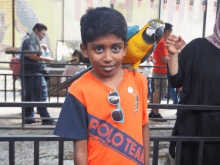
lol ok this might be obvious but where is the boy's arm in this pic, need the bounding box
[142,122,150,165]
[74,139,88,165]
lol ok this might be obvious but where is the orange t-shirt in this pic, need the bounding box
[54,69,149,165]
[152,39,168,74]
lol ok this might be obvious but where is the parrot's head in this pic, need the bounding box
[142,19,165,44]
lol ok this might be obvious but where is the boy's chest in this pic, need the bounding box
[85,82,142,123]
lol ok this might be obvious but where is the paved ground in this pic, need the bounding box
[0,70,177,165]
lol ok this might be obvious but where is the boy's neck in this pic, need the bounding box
[90,68,125,90]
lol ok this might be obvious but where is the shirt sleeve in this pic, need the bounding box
[54,92,88,140]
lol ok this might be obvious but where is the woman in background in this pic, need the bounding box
[62,50,87,82]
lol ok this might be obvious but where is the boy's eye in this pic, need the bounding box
[95,47,103,52]
[112,46,121,52]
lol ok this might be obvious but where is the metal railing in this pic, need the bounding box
[1,59,178,103]
[1,135,220,165]
[0,102,220,130]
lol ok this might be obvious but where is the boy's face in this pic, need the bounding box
[81,34,127,79]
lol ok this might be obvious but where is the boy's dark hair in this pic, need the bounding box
[72,50,84,63]
[164,23,173,32]
[33,23,47,32]
[80,7,127,48]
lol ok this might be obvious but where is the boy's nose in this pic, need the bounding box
[103,50,113,62]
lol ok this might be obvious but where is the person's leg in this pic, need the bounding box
[147,78,152,100]
[150,73,167,121]
[152,90,160,114]
[24,75,35,124]
[169,85,178,104]
[151,74,161,115]
[34,76,53,124]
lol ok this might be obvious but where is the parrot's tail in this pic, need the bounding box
[49,66,93,96]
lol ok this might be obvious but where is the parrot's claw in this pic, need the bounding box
[121,65,136,75]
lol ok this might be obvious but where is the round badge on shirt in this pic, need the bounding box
[128,87,133,93]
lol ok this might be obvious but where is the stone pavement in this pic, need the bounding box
[0,69,177,164]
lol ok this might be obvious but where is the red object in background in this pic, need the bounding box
[150,0,154,8]
[176,0,180,10]
[111,0,117,4]
[75,0,81,21]
[189,0,194,11]
[124,0,129,6]
[10,57,21,81]
[137,0,141,7]
[201,0,207,11]
[163,0,167,9]
[86,0,93,9]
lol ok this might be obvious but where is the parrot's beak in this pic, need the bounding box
[153,26,164,43]
[143,21,165,44]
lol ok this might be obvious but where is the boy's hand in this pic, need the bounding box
[165,35,185,55]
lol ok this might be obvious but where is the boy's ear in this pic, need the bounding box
[80,43,89,58]
[123,42,127,57]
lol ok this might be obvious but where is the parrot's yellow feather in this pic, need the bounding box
[122,24,154,69]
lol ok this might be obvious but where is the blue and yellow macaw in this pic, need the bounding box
[124,19,164,69]
[49,19,164,95]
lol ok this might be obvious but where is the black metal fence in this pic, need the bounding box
[2,52,178,103]
[1,135,220,165]
[1,102,220,130]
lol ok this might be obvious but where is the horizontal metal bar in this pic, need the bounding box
[0,135,220,142]
[150,136,220,141]
[5,51,38,54]
[0,135,72,141]
[0,102,63,107]
[0,74,73,77]
[0,126,56,130]
[0,117,59,120]
[0,102,220,110]
[0,126,174,130]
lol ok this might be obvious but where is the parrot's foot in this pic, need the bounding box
[121,65,136,75]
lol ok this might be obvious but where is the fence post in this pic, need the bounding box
[20,52,25,127]
[9,140,15,165]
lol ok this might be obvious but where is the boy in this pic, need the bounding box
[54,7,150,165]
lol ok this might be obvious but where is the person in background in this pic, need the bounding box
[166,11,220,165]
[149,23,173,121]
[20,23,55,125]
[62,50,87,82]
[138,55,154,101]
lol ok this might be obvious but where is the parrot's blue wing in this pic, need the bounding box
[127,25,139,41]
[49,66,93,95]
[140,42,157,63]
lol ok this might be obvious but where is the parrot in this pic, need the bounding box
[49,19,165,95]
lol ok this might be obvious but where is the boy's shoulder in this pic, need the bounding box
[126,69,148,85]
[69,71,93,92]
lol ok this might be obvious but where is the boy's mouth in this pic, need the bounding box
[101,65,114,72]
